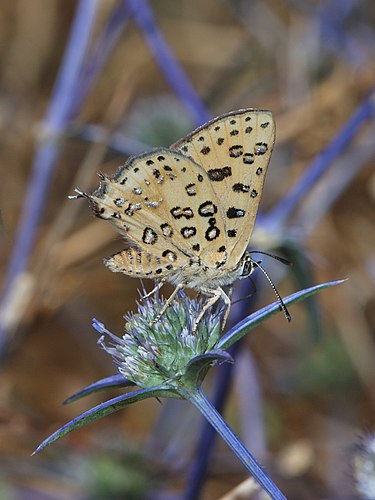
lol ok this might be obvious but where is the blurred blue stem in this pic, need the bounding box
[127,0,210,126]
[266,89,375,227]
[185,344,238,500]
[0,0,99,350]
[187,387,286,499]
[69,1,130,114]
[185,280,259,499]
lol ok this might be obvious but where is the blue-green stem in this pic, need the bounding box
[185,387,286,500]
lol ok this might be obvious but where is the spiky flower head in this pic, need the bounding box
[94,291,225,389]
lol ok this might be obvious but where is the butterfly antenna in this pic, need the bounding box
[68,188,88,200]
[253,260,291,322]
[250,250,291,266]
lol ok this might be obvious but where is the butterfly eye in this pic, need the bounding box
[241,256,253,277]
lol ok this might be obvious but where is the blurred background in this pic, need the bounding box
[0,0,374,498]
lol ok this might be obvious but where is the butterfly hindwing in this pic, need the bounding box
[88,148,229,273]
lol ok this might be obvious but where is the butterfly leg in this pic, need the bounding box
[221,286,233,329]
[150,283,184,326]
[141,278,166,301]
[193,287,231,334]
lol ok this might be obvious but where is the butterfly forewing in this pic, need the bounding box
[172,109,275,268]
[89,148,229,274]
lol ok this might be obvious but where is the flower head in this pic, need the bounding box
[94,291,224,389]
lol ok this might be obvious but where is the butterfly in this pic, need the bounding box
[74,109,276,330]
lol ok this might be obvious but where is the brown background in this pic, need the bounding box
[0,1,374,498]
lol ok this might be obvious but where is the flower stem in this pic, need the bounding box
[186,387,286,500]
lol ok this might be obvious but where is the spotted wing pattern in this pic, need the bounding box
[88,148,229,276]
[172,109,275,268]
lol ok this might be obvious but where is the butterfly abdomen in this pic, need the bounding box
[104,246,176,279]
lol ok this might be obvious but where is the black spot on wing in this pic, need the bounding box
[207,166,232,181]
[243,153,254,164]
[181,226,197,239]
[185,183,197,196]
[254,142,268,155]
[226,207,245,219]
[142,227,158,245]
[125,203,142,216]
[161,223,173,237]
[171,207,194,219]
[205,226,220,241]
[198,201,217,217]
[232,183,250,193]
[162,249,177,262]
[229,145,243,158]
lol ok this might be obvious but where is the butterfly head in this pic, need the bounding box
[239,252,255,279]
